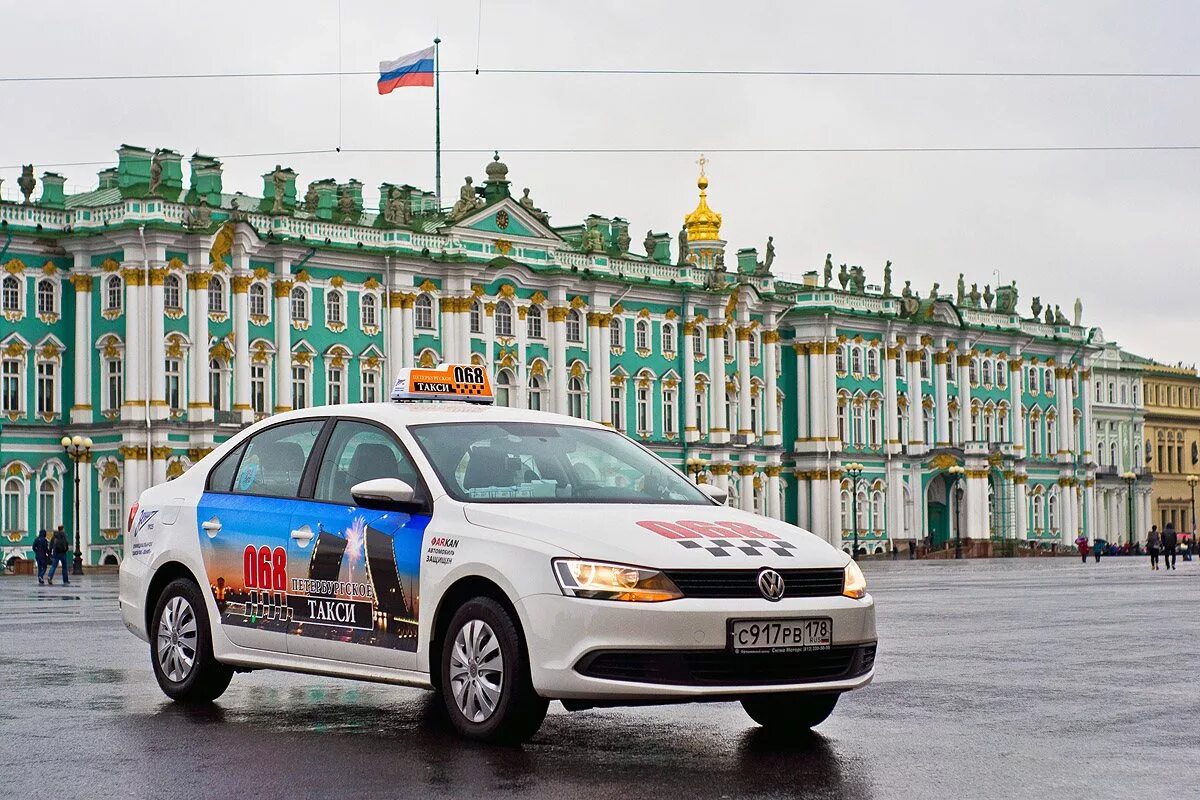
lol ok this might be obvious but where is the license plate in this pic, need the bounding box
[729,618,832,653]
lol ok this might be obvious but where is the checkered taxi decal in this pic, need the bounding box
[635,520,798,558]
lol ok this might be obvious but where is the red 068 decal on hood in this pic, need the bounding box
[635,520,799,558]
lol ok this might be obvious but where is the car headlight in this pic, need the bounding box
[553,559,683,602]
[843,560,867,599]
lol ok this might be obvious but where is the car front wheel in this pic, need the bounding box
[741,692,840,730]
[439,597,548,744]
[150,578,233,702]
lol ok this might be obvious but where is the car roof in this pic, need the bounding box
[265,402,608,430]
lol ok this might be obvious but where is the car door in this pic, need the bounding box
[195,418,326,652]
[285,418,431,671]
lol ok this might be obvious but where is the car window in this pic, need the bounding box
[207,443,245,492]
[231,419,324,498]
[410,421,709,505]
[314,420,421,506]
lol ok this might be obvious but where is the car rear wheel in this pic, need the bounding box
[741,692,840,730]
[439,597,548,744]
[150,578,233,702]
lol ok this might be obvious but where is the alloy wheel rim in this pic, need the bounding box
[448,618,504,723]
[157,595,198,683]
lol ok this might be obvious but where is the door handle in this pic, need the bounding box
[290,524,314,546]
[201,517,222,538]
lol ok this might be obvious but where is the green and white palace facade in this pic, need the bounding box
[0,145,1152,565]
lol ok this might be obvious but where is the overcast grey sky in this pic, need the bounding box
[3,1,1197,363]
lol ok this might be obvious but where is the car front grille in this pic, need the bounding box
[575,643,877,687]
[663,567,845,599]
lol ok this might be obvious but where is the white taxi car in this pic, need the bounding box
[120,364,876,743]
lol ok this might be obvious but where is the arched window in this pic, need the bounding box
[1031,491,1045,531]
[469,300,483,334]
[163,274,182,312]
[1120,384,1127,405]
[1048,492,1059,531]
[835,344,847,373]
[723,328,734,360]
[101,476,122,531]
[3,477,26,534]
[694,381,709,434]
[414,294,434,330]
[1,276,20,313]
[249,282,267,317]
[1110,441,1118,468]
[1029,415,1040,456]
[528,373,546,411]
[871,489,885,531]
[868,398,882,448]
[749,385,761,435]
[837,393,849,446]
[922,405,934,446]
[851,397,865,447]
[36,279,56,315]
[866,347,879,378]
[982,359,993,386]
[635,319,650,351]
[636,381,652,435]
[291,363,309,409]
[662,322,676,354]
[611,379,626,429]
[38,478,58,531]
[997,362,1007,388]
[527,304,544,339]
[325,290,343,325]
[361,293,377,328]
[692,325,705,357]
[1095,380,1103,403]
[840,489,851,533]
[1047,415,1058,453]
[495,301,514,337]
[105,275,123,312]
[325,359,345,405]
[662,382,678,437]
[495,369,514,407]
[970,357,980,386]
[610,317,623,349]
[209,359,229,411]
[566,309,582,343]
[207,276,225,313]
[567,375,585,418]
[850,346,863,376]
[290,286,308,321]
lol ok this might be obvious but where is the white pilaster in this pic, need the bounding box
[738,466,755,513]
[683,321,698,440]
[934,344,950,446]
[187,269,212,422]
[70,261,92,423]
[708,321,728,442]
[1009,354,1025,452]
[550,302,568,415]
[121,263,144,422]
[232,272,252,419]
[883,340,899,454]
[956,349,972,446]
[762,325,780,446]
[274,274,293,411]
[736,323,753,440]
[148,266,167,420]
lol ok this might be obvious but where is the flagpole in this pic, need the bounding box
[434,37,442,208]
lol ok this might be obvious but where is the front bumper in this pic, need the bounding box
[518,591,877,700]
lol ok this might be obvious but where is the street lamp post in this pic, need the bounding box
[685,456,707,484]
[845,462,864,560]
[947,465,966,559]
[1121,471,1137,549]
[61,435,93,576]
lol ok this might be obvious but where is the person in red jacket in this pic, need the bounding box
[1075,535,1089,564]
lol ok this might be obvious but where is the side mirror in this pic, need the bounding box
[351,478,418,510]
[698,483,728,505]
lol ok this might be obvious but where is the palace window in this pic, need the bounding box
[1048,493,1059,531]
[868,399,881,448]
[2,358,22,414]
[104,358,123,412]
[750,389,761,436]
[922,406,934,446]
[725,386,738,433]
[361,367,379,403]
[105,276,123,312]
[636,384,652,436]
[209,359,229,411]
[290,286,309,321]
[850,346,863,376]
[361,293,378,329]
[38,478,58,531]
[207,276,225,314]
[36,360,57,416]
[611,382,625,429]
[693,325,705,358]
[495,369,514,407]
[836,345,847,374]
[248,364,266,414]
[291,364,309,410]
[36,279,56,316]
[695,384,709,434]
[414,294,434,330]
[662,322,676,354]
[837,395,848,446]
[3,477,26,534]
[724,329,735,361]
[528,373,547,411]
[566,309,583,343]
[921,352,932,381]
[249,283,267,317]
[326,364,344,405]
[662,386,678,437]
[867,347,879,378]
[102,477,122,531]
[469,300,483,333]
[982,359,993,386]
[749,332,760,361]
[635,319,650,351]
[527,304,544,339]
[610,318,624,349]
[567,375,586,418]
[1,276,20,313]
[165,358,182,412]
[164,274,182,312]
[1047,416,1057,452]
[326,290,344,326]
[997,363,1007,389]
[851,400,864,447]
[495,301,514,337]
[970,357,979,386]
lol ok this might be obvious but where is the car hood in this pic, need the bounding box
[462,503,848,569]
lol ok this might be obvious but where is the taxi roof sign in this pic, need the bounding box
[390,364,495,404]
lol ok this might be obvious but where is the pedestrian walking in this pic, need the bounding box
[32,529,50,584]
[45,527,70,585]
[1162,523,1178,571]
[1075,535,1089,563]
[1147,526,1161,571]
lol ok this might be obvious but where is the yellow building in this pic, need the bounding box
[1143,363,1200,536]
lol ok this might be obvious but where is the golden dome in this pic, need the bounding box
[683,158,722,241]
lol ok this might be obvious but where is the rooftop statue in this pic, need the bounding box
[883,260,892,296]
[18,165,36,205]
[518,187,549,224]
[384,186,410,225]
[983,284,994,309]
[304,183,319,213]
[1044,306,1054,325]
[271,165,287,214]
[715,251,726,271]
[337,186,355,222]
[148,151,163,196]
[644,230,656,260]
[823,254,833,287]
[994,281,1018,313]
[850,265,865,295]
[583,222,604,253]
[968,283,981,308]
[1074,297,1083,326]
[1031,295,1043,319]
[196,196,212,228]
[677,227,689,264]
[1054,305,1067,325]
[838,263,849,290]
[930,281,940,300]
[447,176,484,222]
[763,236,776,270]
[956,273,965,305]
[901,280,913,299]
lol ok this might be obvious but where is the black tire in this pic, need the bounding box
[741,692,840,730]
[439,597,548,744]
[150,578,233,703]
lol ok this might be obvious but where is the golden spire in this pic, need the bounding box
[683,153,722,241]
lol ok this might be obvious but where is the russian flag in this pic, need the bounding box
[378,46,435,94]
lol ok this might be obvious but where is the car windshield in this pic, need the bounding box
[410,421,711,505]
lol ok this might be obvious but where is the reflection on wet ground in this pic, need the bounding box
[2,559,1196,799]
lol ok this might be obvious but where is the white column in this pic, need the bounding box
[148,267,167,419]
[515,306,530,409]
[807,344,823,442]
[232,273,252,418]
[459,295,473,364]
[934,346,950,446]
[766,463,782,519]
[795,471,810,530]
[1014,474,1029,540]
[1080,367,1094,462]
[121,265,144,422]
[809,473,828,542]
[273,277,293,411]
[883,341,899,454]
[400,292,416,368]
[1085,477,1097,539]
[906,350,924,449]
[794,342,809,446]
[1010,355,1025,452]
[587,312,604,422]
[825,341,839,450]
[736,324,753,440]
[598,315,613,427]
[957,350,973,445]
[550,305,568,415]
[886,461,904,542]
[387,291,405,376]
[683,321,698,440]
[739,466,755,512]
[70,267,92,423]
[1056,368,1073,455]
[762,327,780,446]
[439,296,455,363]
[708,322,728,441]
[188,270,212,421]
[76,464,92,565]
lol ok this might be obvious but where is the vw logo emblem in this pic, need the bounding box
[757,568,785,601]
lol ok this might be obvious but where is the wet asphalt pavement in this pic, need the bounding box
[2,558,1197,800]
